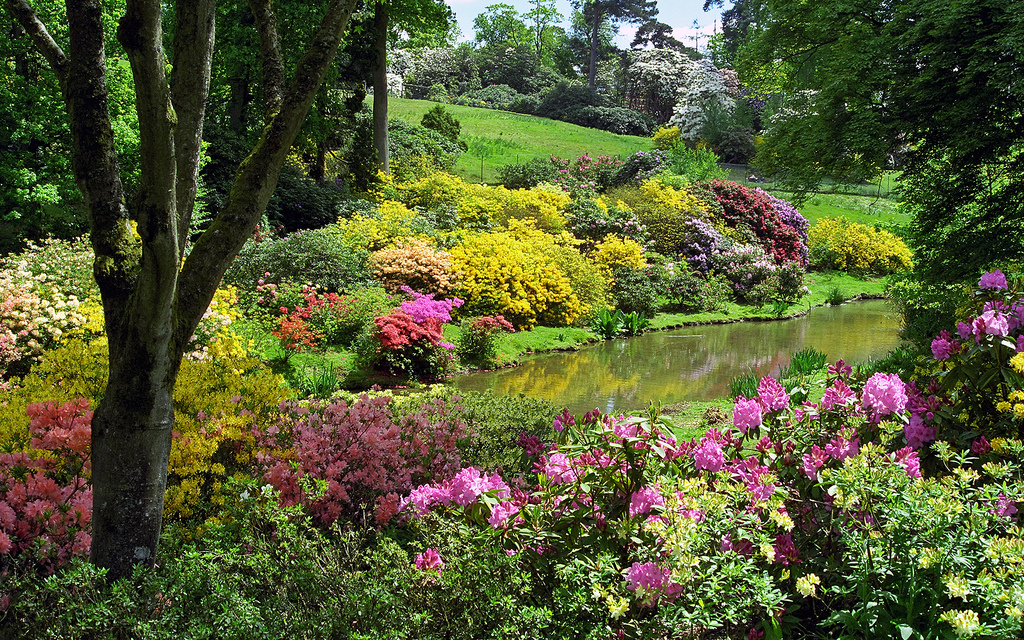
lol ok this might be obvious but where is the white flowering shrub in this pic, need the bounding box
[622,49,698,123]
[670,60,736,144]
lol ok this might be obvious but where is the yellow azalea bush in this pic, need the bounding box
[335,199,426,252]
[652,125,681,150]
[808,217,913,274]
[451,219,584,329]
[604,179,713,255]
[370,238,457,295]
[590,234,647,279]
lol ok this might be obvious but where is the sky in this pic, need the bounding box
[442,0,724,51]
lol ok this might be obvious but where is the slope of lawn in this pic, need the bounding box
[379,96,652,183]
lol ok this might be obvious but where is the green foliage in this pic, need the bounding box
[666,266,732,313]
[591,307,624,339]
[729,370,759,400]
[664,145,728,183]
[420,105,463,146]
[496,157,558,190]
[223,228,373,295]
[778,347,828,379]
[610,267,660,318]
[452,389,559,479]
[535,81,654,136]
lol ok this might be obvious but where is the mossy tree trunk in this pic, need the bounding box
[5,0,358,580]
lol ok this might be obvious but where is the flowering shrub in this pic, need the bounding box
[808,217,914,274]
[335,199,431,252]
[399,357,1023,639]
[455,315,514,369]
[450,220,584,329]
[652,125,681,150]
[590,234,647,280]
[665,263,732,312]
[923,270,1024,441]
[677,216,734,274]
[254,394,467,526]
[184,286,250,363]
[609,150,669,187]
[356,295,459,380]
[565,197,649,250]
[370,239,456,295]
[709,245,778,302]
[605,179,711,256]
[549,153,624,196]
[0,399,92,574]
[706,180,806,265]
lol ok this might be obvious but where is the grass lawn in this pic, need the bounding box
[380,96,652,184]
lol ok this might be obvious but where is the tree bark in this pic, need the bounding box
[373,1,390,174]
[588,10,601,89]
[7,0,359,580]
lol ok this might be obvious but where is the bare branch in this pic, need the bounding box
[247,0,285,119]
[4,0,68,86]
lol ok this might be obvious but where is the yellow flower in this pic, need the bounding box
[1010,352,1024,375]
[606,595,629,619]
[796,573,820,597]
[997,401,1012,413]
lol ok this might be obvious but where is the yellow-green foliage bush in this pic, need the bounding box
[451,220,584,329]
[652,125,681,150]
[590,234,647,279]
[604,179,712,255]
[493,184,569,232]
[808,217,914,274]
[550,242,608,318]
[370,238,457,295]
[335,199,427,252]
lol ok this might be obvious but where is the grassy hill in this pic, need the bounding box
[379,97,652,184]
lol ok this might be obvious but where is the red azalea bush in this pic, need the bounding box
[0,399,92,574]
[706,179,806,265]
[253,394,467,527]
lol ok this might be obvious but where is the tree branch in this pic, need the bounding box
[174,0,359,353]
[247,0,285,119]
[170,0,216,245]
[4,0,68,87]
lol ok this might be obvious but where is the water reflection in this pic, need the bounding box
[450,300,903,414]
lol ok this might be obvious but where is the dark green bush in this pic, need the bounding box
[421,105,462,145]
[497,157,559,189]
[611,267,661,317]
[574,105,655,137]
[666,266,732,312]
[451,390,559,479]
[223,228,373,294]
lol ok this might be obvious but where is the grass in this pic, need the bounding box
[380,96,652,183]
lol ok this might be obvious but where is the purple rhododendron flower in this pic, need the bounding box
[903,413,937,449]
[488,501,520,529]
[972,436,992,455]
[979,270,1008,290]
[773,533,799,565]
[802,445,828,480]
[861,373,908,416]
[626,562,669,592]
[757,376,790,412]
[821,378,856,411]
[692,437,725,472]
[894,447,922,479]
[991,494,1018,521]
[957,321,973,340]
[733,397,763,433]
[824,431,859,461]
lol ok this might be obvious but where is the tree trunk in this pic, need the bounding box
[588,12,600,89]
[372,1,389,174]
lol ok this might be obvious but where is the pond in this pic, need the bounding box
[449,299,904,414]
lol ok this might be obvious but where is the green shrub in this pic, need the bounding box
[610,267,660,317]
[496,158,558,190]
[420,104,462,146]
[451,390,559,479]
[455,315,514,370]
[666,265,731,312]
[223,228,373,295]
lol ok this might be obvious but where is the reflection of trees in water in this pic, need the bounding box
[452,301,900,414]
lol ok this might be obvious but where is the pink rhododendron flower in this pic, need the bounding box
[861,373,908,416]
[626,562,669,592]
[820,378,856,411]
[629,486,664,517]
[415,548,444,574]
[692,438,724,472]
[957,321,972,340]
[448,467,509,506]
[979,270,1008,290]
[801,445,828,480]
[894,446,921,479]
[824,431,859,461]
[773,533,799,565]
[931,330,959,360]
[903,413,936,449]
[827,359,852,378]
[733,397,762,433]
[973,309,1010,340]
[539,452,577,484]
[488,501,520,529]
[757,376,789,411]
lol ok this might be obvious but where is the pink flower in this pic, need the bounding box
[801,445,828,480]
[629,486,664,517]
[415,548,444,575]
[488,501,520,529]
[957,321,973,340]
[773,533,799,565]
[861,373,908,416]
[757,376,789,412]
[903,412,936,449]
[825,431,859,461]
[626,562,669,592]
[972,436,991,455]
[821,378,856,411]
[894,446,921,478]
[733,397,762,434]
[692,437,724,472]
[979,270,1008,290]
[973,309,1010,340]
[931,330,959,360]
[991,494,1018,521]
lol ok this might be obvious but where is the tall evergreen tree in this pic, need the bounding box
[569,0,657,88]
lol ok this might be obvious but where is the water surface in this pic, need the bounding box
[450,300,902,414]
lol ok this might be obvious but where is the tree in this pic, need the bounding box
[472,2,529,49]
[569,0,657,89]
[524,0,562,61]
[703,0,759,65]
[741,0,1024,283]
[630,20,688,52]
[3,0,359,579]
